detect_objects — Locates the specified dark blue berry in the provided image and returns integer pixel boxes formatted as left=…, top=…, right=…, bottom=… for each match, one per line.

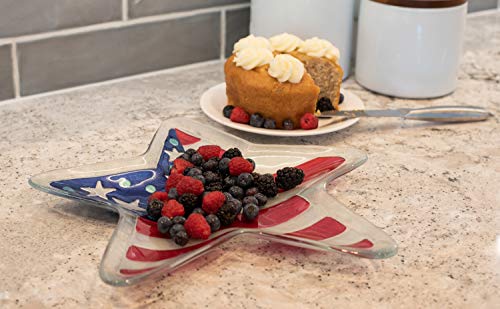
left=185, top=149, right=197, bottom=156
left=202, top=158, right=219, bottom=172
left=242, top=196, right=258, bottom=206
left=283, top=119, right=294, bottom=130
left=168, top=188, right=178, bottom=200
left=249, top=113, right=265, bottom=127
left=223, top=192, right=233, bottom=201
left=169, top=223, right=186, bottom=239
left=205, top=214, right=221, bottom=232
left=237, top=173, right=254, bottom=188
left=228, top=186, right=244, bottom=200
left=254, top=193, right=268, bottom=207
left=263, top=119, right=276, bottom=129
left=157, top=216, right=173, bottom=234
left=232, top=199, right=242, bottom=214
left=204, top=171, right=221, bottom=184
left=223, top=176, right=237, bottom=190
left=147, top=199, right=163, bottom=221
left=172, top=216, right=186, bottom=225
left=222, top=148, right=242, bottom=159
left=193, top=175, right=206, bottom=185
left=190, top=153, right=204, bottom=166
left=243, top=204, right=259, bottom=221
left=245, top=187, right=259, bottom=196
left=173, top=231, right=189, bottom=246
left=192, top=208, right=206, bottom=216
left=179, top=153, right=191, bottom=161
left=339, top=93, right=344, bottom=104
left=223, top=105, right=235, bottom=118
left=247, top=158, right=256, bottom=169
left=218, top=157, right=231, bottom=175
left=187, top=168, right=203, bottom=177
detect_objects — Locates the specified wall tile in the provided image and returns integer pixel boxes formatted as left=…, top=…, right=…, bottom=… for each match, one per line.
left=468, top=0, right=498, bottom=12
left=0, top=45, right=14, bottom=101
left=129, top=0, right=249, bottom=18
left=18, top=13, right=220, bottom=96
left=0, top=0, right=121, bottom=38
left=225, top=8, right=250, bottom=58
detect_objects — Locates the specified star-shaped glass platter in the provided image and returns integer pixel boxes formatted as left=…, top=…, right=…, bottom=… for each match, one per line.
left=29, top=117, right=397, bottom=286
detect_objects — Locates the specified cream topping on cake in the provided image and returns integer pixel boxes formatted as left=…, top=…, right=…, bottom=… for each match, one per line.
left=269, top=33, right=303, bottom=53
left=298, top=37, right=340, bottom=61
left=233, top=34, right=273, bottom=54
left=233, top=47, right=274, bottom=70
left=268, top=54, right=305, bottom=84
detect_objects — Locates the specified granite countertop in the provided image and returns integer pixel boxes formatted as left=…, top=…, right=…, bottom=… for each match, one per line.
left=1, top=11, right=499, bottom=309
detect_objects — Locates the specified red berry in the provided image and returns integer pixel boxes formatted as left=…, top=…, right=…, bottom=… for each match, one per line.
left=197, top=145, right=222, bottom=161
left=176, top=176, right=204, bottom=196
left=147, top=191, right=169, bottom=203
left=228, top=157, right=254, bottom=176
left=173, top=158, right=193, bottom=174
left=166, top=172, right=184, bottom=191
left=202, top=191, right=226, bottom=214
left=300, top=113, right=319, bottom=130
left=184, top=213, right=211, bottom=239
left=162, top=200, right=185, bottom=218
left=230, top=107, right=250, bottom=124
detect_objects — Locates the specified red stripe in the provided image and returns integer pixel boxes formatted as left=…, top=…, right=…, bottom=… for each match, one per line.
left=120, top=267, right=156, bottom=276
left=175, top=129, right=201, bottom=146
left=345, top=239, right=373, bottom=249
left=286, top=217, right=346, bottom=240
left=296, top=157, right=345, bottom=182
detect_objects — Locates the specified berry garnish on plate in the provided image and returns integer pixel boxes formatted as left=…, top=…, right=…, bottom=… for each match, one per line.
left=300, top=113, right=319, bottom=130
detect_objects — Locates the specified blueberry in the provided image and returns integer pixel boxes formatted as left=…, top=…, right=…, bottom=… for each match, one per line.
left=223, top=105, right=235, bottom=118
left=205, top=214, right=221, bottom=232
left=185, top=149, right=197, bottom=156
left=173, top=231, right=189, bottom=246
left=223, top=176, right=237, bottom=190
left=223, top=192, right=233, bottom=201
left=283, top=119, right=294, bottom=130
left=172, top=216, right=186, bottom=225
left=192, top=208, right=206, bottom=216
left=179, top=153, right=191, bottom=161
left=218, top=158, right=231, bottom=175
left=147, top=199, right=163, bottom=221
left=254, top=193, right=268, bottom=207
left=242, top=196, right=258, bottom=206
left=249, top=113, right=265, bottom=127
left=203, top=171, right=221, bottom=184
left=193, top=175, right=206, bottom=185
left=237, top=173, right=254, bottom=188
left=243, top=204, right=259, bottom=221
left=245, top=187, right=259, bottom=196
left=263, top=119, right=276, bottom=129
left=190, top=153, right=204, bottom=166
left=202, top=158, right=219, bottom=172
left=168, top=188, right=178, bottom=200
left=157, top=216, right=172, bottom=234
left=186, top=168, right=203, bottom=177
left=246, top=158, right=256, bottom=170
left=228, top=186, right=244, bottom=200
left=169, top=223, right=186, bottom=239
left=339, top=93, right=344, bottom=105
left=232, top=199, right=243, bottom=214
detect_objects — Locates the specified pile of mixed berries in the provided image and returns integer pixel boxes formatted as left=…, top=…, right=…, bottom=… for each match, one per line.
left=146, top=145, right=305, bottom=246
left=223, top=95, right=344, bottom=131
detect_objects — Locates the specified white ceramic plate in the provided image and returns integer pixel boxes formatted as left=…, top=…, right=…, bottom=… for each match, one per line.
left=200, top=83, right=364, bottom=137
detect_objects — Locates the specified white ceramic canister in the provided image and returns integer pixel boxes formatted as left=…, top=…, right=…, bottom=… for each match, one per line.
left=356, top=0, right=467, bottom=98
left=250, top=0, right=356, bottom=79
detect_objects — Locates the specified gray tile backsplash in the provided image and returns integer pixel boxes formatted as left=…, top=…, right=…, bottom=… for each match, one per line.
left=225, top=8, right=251, bottom=57
left=18, top=13, right=220, bottom=96
left=128, top=0, right=249, bottom=18
left=0, top=45, right=15, bottom=100
left=468, top=0, right=498, bottom=12
left=0, top=0, right=121, bottom=38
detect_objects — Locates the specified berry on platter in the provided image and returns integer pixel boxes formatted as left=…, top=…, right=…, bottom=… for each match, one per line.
left=230, top=107, right=250, bottom=124
left=223, top=105, right=235, bottom=118
left=184, top=213, right=211, bottom=239
left=300, top=113, right=319, bottom=130
left=283, top=119, right=294, bottom=130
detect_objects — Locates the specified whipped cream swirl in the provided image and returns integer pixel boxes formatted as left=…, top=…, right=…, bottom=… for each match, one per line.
left=233, top=47, right=274, bottom=70
left=298, top=37, right=340, bottom=60
left=269, top=33, right=303, bottom=53
left=268, top=54, right=305, bottom=83
left=233, top=34, right=273, bottom=54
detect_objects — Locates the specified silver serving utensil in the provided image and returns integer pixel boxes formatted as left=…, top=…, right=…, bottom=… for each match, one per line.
left=318, top=106, right=492, bottom=123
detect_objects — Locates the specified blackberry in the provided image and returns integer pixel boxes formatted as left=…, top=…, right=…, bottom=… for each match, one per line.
left=173, top=231, right=189, bottom=246
left=254, top=173, right=278, bottom=197
left=178, top=193, right=199, bottom=213
left=276, top=167, right=305, bottom=190
left=316, top=97, right=334, bottom=112
left=228, top=186, right=244, bottom=200
left=246, top=158, right=256, bottom=170
left=283, top=119, right=294, bottom=130
left=193, top=175, right=206, bottom=185
left=172, top=216, right=186, bottom=225
left=185, top=149, right=197, bottom=156
left=222, top=148, right=242, bottom=159
left=242, top=196, right=258, bottom=206
left=245, top=187, right=259, bottom=196
left=223, top=192, right=233, bottom=201
left=223, top=105, right=235, bottom=118
left=339, top=93, right=344, bottom=104
left=243, top=204, right=259, bottom=221
left=190, top=153, right=204, bottom=166
left=218, top=158, right=231, bottom=175
left=147, top=199, right=163, bottom=221
left=192, top=208, right=206, bottom=216
left=249, top=113, right=265, bottom=127
left=205, top=214, right=221, bottom=232
left=205, top=182, right=224, bottom=192
left=168, top=188, right=178, bottom=200
left=223, top=176, right=237, bottom=190
left=202, top=158, right=219, bottom=172
left=169, top=223, right=186, bottom=239
left=203, top=171, right=221, bottom=184
left=263, top=119, right=276, bottom=129
left=157, top=216, right=173, bottom=234
left=186, top=168, right=203, bottom=177
left=216, top=200, right=240, bottom=226
left=254, top=193, right=268, bottom=207
left=237, top=173, right=254, bottom=188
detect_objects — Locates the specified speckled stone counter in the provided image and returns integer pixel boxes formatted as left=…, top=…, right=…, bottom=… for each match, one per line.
left=1, top=12, right=499, bottom=309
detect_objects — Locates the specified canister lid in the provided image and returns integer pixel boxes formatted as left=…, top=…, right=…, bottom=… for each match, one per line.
left=370, top=0, right=467, bottom=8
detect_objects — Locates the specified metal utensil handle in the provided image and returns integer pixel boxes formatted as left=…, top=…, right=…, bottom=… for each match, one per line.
left=404, top=106, right=492, bottom=123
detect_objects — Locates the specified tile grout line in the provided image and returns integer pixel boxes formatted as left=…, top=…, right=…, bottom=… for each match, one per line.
left=122, top=0, right=129, bottom=21
left=0, top=3, right=250, bottom=45
left=10, top=43, right=20, bottom=98
left=220, top=9, right=226, bottom=60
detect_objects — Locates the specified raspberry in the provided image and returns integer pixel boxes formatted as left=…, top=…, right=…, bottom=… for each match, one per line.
left=228, top=157, right=254, bottom=176
left=230, top=107, right=250, bottom=124
left=166, top=173, right=184, bottom=191
left=173, top=158, right=194, bottom=174
left=184, top=213, right=211, bottom=239
left=162, top=200, right=185, bottom=218
left=147, top=191, right=169, bottom=203
left=197, top=145, right=222, bottom=161
left=300, top=113, right=319, bottom=130
left=176, top=177, right=204, bottom=196
left=202, top=191, right=226, bottom=214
